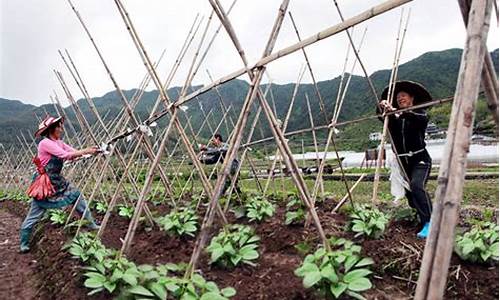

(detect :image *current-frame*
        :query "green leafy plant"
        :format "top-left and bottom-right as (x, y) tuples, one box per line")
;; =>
(118, 204), (134, 219)
(172, 273), (236, 300)
(95, 201), (109, 214)
(48, 209), (68, 226)
(294, 238), (374, 299)
(66, 232), (236, 299)
(295, 240), (313, 257)
(348, 204), (389, 239)
(206, 224), (260, 268)
(156, 207), (198, 237)
(64, 232), (111, 263)
(285, 194), (306, 225)
(392, 207), (417, 223)
(455, 221), (499, 263)
(245, 195), (275, 222)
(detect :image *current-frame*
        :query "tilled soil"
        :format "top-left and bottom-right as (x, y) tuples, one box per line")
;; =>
(0, 205), (39, 300)
(1, 199), (498, 299)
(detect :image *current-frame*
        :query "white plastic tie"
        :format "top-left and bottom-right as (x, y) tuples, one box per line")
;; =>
(138, 124), (153, 137)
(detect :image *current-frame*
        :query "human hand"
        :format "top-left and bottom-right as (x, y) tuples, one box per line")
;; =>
(379, 100), (396, 112)
(86, 146), (100, 155)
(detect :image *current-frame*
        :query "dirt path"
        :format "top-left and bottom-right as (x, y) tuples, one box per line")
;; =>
(0, 209), (38, 300)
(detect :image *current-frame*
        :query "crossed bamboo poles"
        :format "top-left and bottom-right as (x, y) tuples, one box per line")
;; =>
(0, 0), (420, 286)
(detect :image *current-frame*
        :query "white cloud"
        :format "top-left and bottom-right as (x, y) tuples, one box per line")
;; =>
(0, 0), (498, 105)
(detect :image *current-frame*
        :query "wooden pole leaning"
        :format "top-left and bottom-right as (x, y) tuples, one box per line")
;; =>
(111, 0), (232, 256)
(58, 50), (158, 222)
(66, 0), (176, 201)
(131, 0), (412, 129)
(415, 1), (492, 299)
(371, 9), (409, 204)
(184, 0), (294, 277)
(458, 0), (499, 131)
(263, 66), (306, 194)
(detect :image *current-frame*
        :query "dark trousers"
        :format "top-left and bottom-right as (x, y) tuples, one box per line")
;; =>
(222, 159), (240, 195)
(404, 160), (432, 225)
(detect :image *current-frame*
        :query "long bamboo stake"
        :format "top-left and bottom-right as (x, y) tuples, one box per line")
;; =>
(371, 9), (409, 204)
(185, 0), (294, 276)
(111, 0), (232, 255)
(108, 0), (412, 140)
(58, 50), (157, 222)
(288, 12), (329, 122)
(332, 174), (366, 213)
(66, 0), (176, 198)
(415, 1), (492, 298)
(244, 96), (456, 148)
(305, 93), (325, 199)
(263, 65), (306, 194)
(458, 0), (499, 132)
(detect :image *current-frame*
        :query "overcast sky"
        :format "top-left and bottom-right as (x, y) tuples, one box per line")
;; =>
(1, 0), (498, 106)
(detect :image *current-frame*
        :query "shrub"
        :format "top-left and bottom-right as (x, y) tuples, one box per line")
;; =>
(173, 273), (236, 299)
(245, 195), (275, 222)
(65, 232), (111, 263)
(95, 201), (108, 214)
(285, 194), (306, 225)
(206, 224), (260, 267)
(156, 207), (198, 237)
(118, 204), (134, 219)
(48, 209), (68, 226)
(455, 221), (499, 263)
(294, 238), (374, 299)
(65, 233), (236, 299)
(392, 207), (417, 223)
(348, 204), (389, 239)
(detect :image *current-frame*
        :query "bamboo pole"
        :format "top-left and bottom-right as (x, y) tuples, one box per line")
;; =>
(244, 96), (455, 148)
(110, 0), (232, 255)
(458, 0), (499, 131)
(58, 51), (158, 223)
(308, 30), (369, 212)
(66, 0), (176, 198)
(305, 93), (325, 199)
(330, 0), (380, 102)
(415, 0), (492, 298)
(263, 65), (306, 194)
(332, 174), (366, 213)
(54, 70), (152, 229)
(185, 0), (295, 276)
(288, 11), (329, 122)
(112, 0), (412, 136)
(371, 9), (409, 204)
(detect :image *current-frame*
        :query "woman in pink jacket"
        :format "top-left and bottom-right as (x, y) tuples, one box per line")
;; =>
(20, 116), (99, 253)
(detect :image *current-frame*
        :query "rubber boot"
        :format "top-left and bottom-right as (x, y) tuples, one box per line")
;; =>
(417, 222), (430, 239)
(76, 199), (100, 230)
(87, 220), (100, 230)
(19, 228), (32, 253)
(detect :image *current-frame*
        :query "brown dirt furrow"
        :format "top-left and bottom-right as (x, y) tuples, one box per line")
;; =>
(0, 208), (38, 300)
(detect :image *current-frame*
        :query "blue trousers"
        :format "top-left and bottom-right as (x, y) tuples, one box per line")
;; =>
(20, 199), (95, 250)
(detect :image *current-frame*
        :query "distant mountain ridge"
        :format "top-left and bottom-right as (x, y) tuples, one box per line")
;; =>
(0, 48), (498, 148)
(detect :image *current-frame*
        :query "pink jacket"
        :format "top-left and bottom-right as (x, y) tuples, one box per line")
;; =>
(38, 138), (76, 167)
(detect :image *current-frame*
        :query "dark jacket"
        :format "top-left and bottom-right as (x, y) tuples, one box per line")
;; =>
(386, 109), (431, 167)
(200, 143), (239, 170)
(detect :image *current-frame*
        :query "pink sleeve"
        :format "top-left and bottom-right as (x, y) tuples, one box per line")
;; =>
(61, 141), (77, 152)
(39, 139), (75, 160)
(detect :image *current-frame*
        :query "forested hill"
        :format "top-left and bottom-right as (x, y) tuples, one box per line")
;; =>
(0, 48), (498, 149)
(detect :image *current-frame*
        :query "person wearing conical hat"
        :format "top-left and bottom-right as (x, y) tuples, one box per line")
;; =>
(378, 81), (433, 238)
(19, 116), (100, 253)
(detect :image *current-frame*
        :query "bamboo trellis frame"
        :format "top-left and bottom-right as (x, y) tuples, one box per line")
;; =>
(0, 0), (496, 299)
